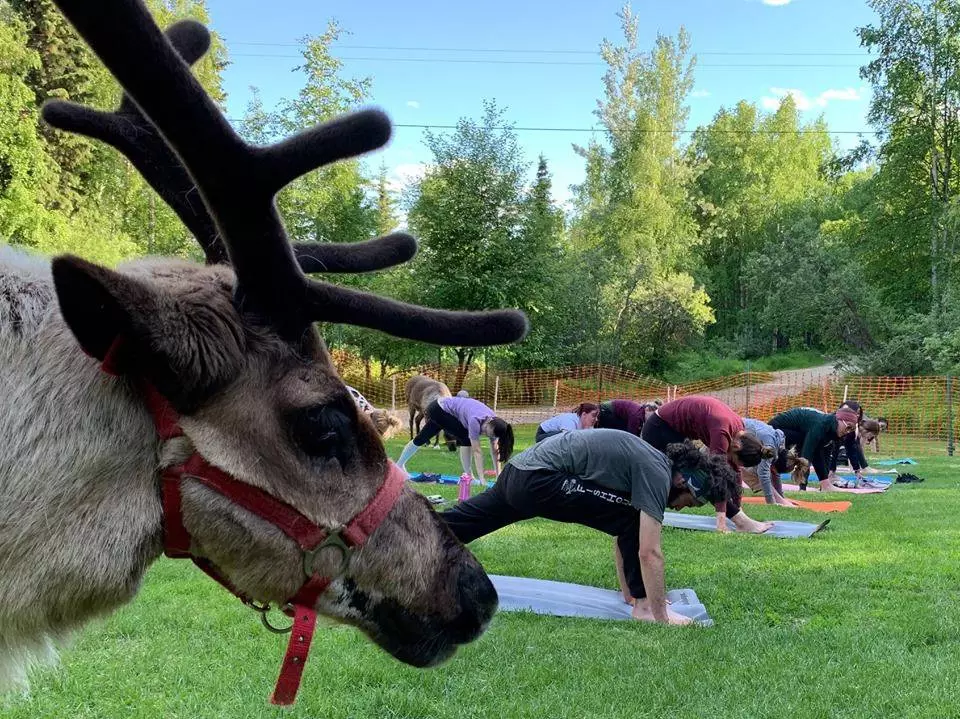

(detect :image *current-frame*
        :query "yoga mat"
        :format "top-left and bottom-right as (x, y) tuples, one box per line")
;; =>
(663, 511), (830, 538)
(741, 496), (852, 513)
(781, 482), (886, 494)
(489, 575), (713, 626)
(874, 458), (916, 466)
(408, 473), (494, 488)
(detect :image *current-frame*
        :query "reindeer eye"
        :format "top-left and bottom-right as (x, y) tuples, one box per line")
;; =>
(289, 401), (356, 465)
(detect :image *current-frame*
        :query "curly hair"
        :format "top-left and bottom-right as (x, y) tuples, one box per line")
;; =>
(664, 440), (740, 505)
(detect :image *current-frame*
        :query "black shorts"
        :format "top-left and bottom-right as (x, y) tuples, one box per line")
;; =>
(413, 399), (471, 447)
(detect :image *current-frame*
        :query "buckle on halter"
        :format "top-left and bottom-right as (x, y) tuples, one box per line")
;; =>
(303, 530), (352, 579)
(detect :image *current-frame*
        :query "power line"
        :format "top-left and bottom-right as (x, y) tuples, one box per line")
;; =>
(229, 52), (863, 69)
(392, 123), (877, 135)
(224, 118), (878, 136)
(227, 40), (870, 57)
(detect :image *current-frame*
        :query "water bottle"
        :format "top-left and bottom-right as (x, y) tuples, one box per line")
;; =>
(458, 473), (472, 502)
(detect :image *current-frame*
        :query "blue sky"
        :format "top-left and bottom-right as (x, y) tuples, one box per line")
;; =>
(204, 0), (880, 209)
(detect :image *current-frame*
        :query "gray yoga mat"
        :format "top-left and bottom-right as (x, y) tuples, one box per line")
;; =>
(489, 574), (713, 626)
(662, 511), (830, 538)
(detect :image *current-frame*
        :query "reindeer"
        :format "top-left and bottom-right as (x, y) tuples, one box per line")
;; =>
(0, 1), (527, 706)
(405, 374), (456, 449)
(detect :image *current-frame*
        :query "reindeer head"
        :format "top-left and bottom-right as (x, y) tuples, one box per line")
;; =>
(40, 1), (527, 692)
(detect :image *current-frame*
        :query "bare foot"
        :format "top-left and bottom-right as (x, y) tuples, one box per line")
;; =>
(819, 480), (838, 492)
(774, 497), (798, 507)
(732, 515), (775, 533)
(631, 603), (693, 625)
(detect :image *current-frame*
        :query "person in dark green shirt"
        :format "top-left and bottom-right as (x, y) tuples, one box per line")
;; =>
(767, 407), (859, 490)
(440, 429), (738, 626)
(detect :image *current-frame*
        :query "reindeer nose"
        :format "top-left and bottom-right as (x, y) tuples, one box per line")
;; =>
(449, 563), (498, 644)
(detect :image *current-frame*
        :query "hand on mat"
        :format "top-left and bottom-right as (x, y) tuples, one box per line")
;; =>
(774, 497), (798, 508)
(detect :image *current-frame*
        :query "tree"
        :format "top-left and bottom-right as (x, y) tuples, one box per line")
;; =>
(406, 100), (536, 389)
(857, 0), (960, 321)
(688, 96), (834, 342)
(568, 4), (708, 370)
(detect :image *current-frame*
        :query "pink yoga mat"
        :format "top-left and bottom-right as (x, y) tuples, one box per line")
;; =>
(780, 482), (887, 494)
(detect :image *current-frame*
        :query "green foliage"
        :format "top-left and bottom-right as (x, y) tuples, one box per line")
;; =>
(569, 5), (708, 371)
(857, 0), (960, 318)
(689, 96), (835, 341)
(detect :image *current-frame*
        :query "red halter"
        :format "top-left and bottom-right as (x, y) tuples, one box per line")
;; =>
(99, 340), (407, 705)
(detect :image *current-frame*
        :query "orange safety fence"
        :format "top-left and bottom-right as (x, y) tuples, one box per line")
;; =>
(332, 356), (960, 458)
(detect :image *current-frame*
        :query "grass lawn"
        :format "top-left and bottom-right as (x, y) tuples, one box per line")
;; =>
(6, 427), (960, 719)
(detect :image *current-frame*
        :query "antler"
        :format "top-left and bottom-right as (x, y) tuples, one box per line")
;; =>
(44, 1), (527, 346)
(41, 20), (417, 275)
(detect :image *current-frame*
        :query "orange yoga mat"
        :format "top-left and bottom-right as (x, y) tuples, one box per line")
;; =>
(741, 496), (852, 513)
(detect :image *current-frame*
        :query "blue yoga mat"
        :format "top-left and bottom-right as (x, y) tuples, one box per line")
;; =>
(490, 575), (713, 626)
(409, 473), (494, 488)
(874, 458), (916, 466)
(807, 471), (892, 485)
(663, 511), (830, 538)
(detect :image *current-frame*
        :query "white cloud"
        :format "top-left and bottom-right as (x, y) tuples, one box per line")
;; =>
(691, 89), (711, 98)
(405, 100), (420, 109)
(762, 0), (794, 5)
(761, 86), (862, 111)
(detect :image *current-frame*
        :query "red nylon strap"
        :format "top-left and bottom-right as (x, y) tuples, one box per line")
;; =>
(270, 605), (319, 705)
(178, 454), (329, 549)
(161, 473), (191, 557)
(270, 575), (331, 705)
(340, 461), (408, 546)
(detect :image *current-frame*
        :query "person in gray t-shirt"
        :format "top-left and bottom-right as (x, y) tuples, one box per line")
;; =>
(440, 429), (738, 626)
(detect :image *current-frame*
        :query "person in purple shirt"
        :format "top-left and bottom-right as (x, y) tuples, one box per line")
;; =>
(395, 395), (515, 481)
(596, 399), (661, 436)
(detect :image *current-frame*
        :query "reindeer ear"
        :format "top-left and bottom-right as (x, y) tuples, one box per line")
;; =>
(51, 255), (243, 411)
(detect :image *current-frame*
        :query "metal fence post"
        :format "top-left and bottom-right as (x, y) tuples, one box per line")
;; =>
(553, 379), (559, 409)
(493, 376), (500, 413)
(947, 375), (955, 457)
(391, 377), (396, 412)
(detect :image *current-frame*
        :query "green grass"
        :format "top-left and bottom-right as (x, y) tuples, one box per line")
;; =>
(6, 427), (960, 718)
(663, 350), (827, 385)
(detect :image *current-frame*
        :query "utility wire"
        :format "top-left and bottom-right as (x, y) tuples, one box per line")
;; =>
(229, 52), (864, 69)
(226, 40), (871, 57)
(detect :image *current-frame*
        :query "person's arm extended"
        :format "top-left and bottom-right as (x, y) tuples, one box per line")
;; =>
(471, 438), (485, 479)
(636, 511), (667, 622)
(757, 458), (775, 502)
(488, 436), (500, 477)
(845, 431), (863, 472)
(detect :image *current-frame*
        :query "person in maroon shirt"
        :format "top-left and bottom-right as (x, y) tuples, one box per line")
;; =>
(596, 399), (661, 436)
(641, 395), (776, 534)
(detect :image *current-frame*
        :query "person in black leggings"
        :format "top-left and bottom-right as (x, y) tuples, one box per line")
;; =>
(440, 429), (738, 625)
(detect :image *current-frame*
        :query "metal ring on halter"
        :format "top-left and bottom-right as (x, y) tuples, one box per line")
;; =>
(257, 603), (294, 634)
(303, 530), (353, 579)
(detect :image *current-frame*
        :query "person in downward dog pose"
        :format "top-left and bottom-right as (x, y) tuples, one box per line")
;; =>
(439, 430), (739, 625)
(535, 402), (600, 442)
(641, 395), (774, 533)
(739, 417), (810, 506)
(596, 398), (661, 437)
(395, 394), (514, 481)
(768, 406), (858, 491)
